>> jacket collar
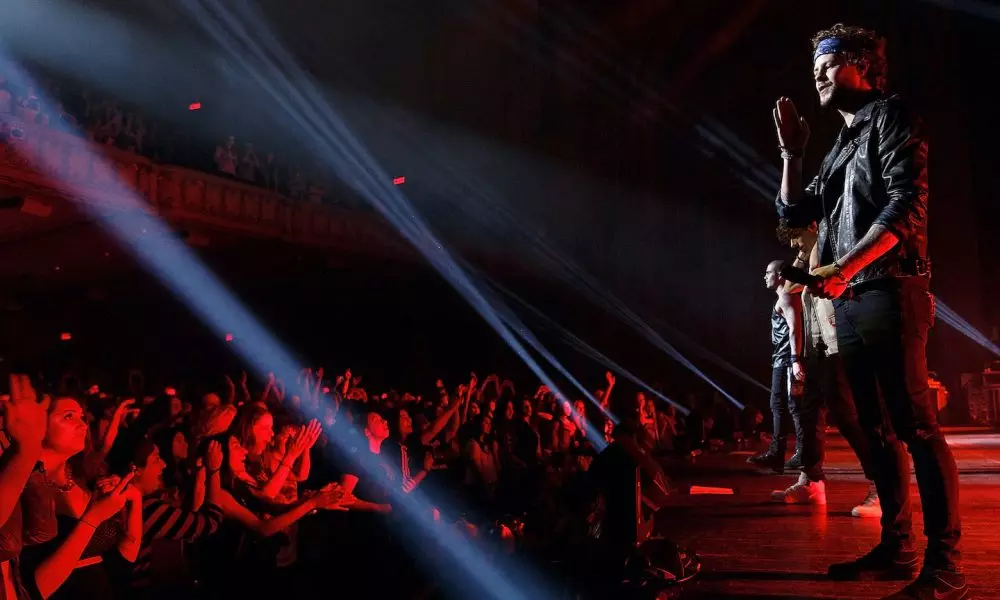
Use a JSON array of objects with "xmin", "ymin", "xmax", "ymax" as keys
[
  {"xmin": 844, "ymin": 90, "xmax": 884, "ymax": 132},
  {"xmin": 820, "ymin": 91, "xmax": 885, "ymax": 181}
]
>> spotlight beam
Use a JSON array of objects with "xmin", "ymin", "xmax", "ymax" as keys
[
  {"xmin": 5, "ymin": 52, "xmax": 550, "ymax": 600},
  {"xmin": 494, "ymin": 281, "xmax": 691, "ymax": 416}
]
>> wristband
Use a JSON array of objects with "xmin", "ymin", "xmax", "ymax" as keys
[{"xmin": 779, "ymin": 146, "xmax": 803, "ymax": 160}]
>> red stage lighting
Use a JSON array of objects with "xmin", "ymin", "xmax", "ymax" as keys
[
  {"xmin": 189, "ymin": 102, "xmax": 202, "ymax": 111},
  {"xmin": 225, "ymin": 333, "xmax": 234, "ymax": 342},
  {"xmin": 60, "ymin": 332, "xmax": 73, "ymax": 341},
  {"xmin": 393, "ymin": 176, "xmax": 406, "ymax": 185}
]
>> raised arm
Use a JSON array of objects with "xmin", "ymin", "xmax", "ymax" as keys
[
  {"xmin": 0, "ymin": 376, "xmax": 48, "ymax": 527},
  {"xmin": 34, "ymin": 473, "xmax": 133, "ymax": 598}
]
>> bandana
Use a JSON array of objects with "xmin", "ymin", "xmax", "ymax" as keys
[{"xmin": 813, "ymin": 37, "xmax": 843, "ymax": 62}]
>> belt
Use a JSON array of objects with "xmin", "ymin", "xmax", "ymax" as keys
[{"xmin": 842, "ymin": 273, "xmax": 929, "ymax": 300}]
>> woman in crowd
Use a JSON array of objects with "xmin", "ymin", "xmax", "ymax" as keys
[{"xmin": 19, "ymin": 396, "xmax": 143, "ymax": 599}]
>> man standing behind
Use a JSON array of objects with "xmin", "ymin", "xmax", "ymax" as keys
[
  {"xmin": 748, "ymin": 262, "xmax": 815, "ymax": 485},
  {"xmin": 774, "ymin": 23, "xmax": 964, "ymax": 599},
  {"xmin": 776, "ymin": 217, "xmax": 880, "ymax": 516}
]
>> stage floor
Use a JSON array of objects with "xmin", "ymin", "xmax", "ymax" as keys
[{"xmin": 659, "ymin": 427, "xmax": 1000, "ymax": 599}]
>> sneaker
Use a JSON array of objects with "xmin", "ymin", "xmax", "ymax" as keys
[
  {"xmin": 771, "ymin": 472, "xmax": 826, "ymax": 505},
  {"xmin": 784, "ymin": 450, "xmax": 804, "ymax": 471},
  {"xmin": 881, "ymin": 569, "xmax": 968, "ymax": 599},
  {"xmin": 828, "ymin": 544, "xmax": 919, "ymax": 581},
  {"xmin": 852, "ymin": 482, "xmax": 882, "ymax": 518},
  {"xmin": 747, "ymin": 447, "xmax": 785, "ymax": 473}
]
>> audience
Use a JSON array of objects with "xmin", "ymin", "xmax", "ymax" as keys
[
  {"xmin": 0, "ymin": 359, "xmax": 747, "ymax": 599},
  {"xmin": 0, "ymin": 64, "xmax": 334, "ymax": 204}
]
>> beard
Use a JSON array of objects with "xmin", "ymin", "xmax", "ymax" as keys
[{"xmin": 820, "ymin": 84, "xmax": 872, "ymax": 112}]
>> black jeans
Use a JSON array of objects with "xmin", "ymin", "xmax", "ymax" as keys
[
  {"xmin": 813, "ymin": 350, "xmax": 876, "ymax": 481},
  {"xmin": 834, "ymin": 277, "xmax": 961, "ymax": 571},
  {"xmin": 793, "ymin": 360, "xmax": 825, "ymax": 481},
  {"xmin": 770, "ymin": 362, "xmax": 823, "ymax": 479},
  {"xmin": 769, "ymin": 364, "xmax": 792, "ymax": 457}
]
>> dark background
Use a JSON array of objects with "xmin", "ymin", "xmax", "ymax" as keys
[{"xmin": 2, "ymin": 0, "xmax": 997, "ymax": 415}]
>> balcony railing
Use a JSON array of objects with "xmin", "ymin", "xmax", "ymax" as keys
[{"xmin": 0, "ymin": 114, "xmax": 407, "ymax": 258}]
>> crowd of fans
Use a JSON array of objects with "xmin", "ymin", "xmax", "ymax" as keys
[
  {"xmin": 0, "ymin": 66, "xmax": 335, "ymax": 205},
  {"xmin": 0, "ymin": 362, "xmax": 755, "ymax": 599}
]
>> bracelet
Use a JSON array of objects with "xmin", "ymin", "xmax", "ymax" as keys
[
  {"xmin": 79, "ymin": 517, "xmax": 97, "ymax": 530},
  {"xmin": 789, "ymin": 356, "xmax": 801, "ymax": 364},
  {"xmin": 779, "ymin": 146, "xmax": 803, "ymax": 160}
]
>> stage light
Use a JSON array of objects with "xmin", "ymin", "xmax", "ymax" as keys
[
  {"xmin": 393, "ymin": 176, "xmax": 406, "ymax": 185},
  {"xmin": 59, "ymin": 332, "xmax": 72, "ymax": 341},
  {"xmin": 165, "ymin": 387, "xmax": 177, "ymax": 396},
  {"xmin": 189, "ymin": 102, "xmax": 202, "ymax": 111},
  {"xmin": 225, "ymin": 333, "xmax": 234, "ymax": 342}
]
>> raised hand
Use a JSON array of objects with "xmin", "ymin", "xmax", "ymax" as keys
[
  {"xmin": 84, "ymin": 470, "xmax": 135, "ymax": 524},
  {"xmin": 113, "ymin": 398, "xmax": 138, "ymax": 422},
  {"xmin": 773, "ymin": 97, "xmax": 810, "ymax": 153},
  {"xmin": 205, "ymin": 440, "xmax": 224, "ymax": 472},
  {"xmin": 286, "ymin": 419, "xmax": 322, "ymax": 460},
  {"xmin": 3, "ymin": 375, "xmax": 50, "ymax": 451},
  {"xmin": 605, "ymin": 371, "xmax": 616, "ymax": 387}
]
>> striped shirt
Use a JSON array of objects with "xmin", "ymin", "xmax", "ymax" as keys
[{"xmin": 129, "ymin": 496, "xmax": 224, "ymax": 588}]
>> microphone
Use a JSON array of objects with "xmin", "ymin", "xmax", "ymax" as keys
[{"xmin": 779, "ymin": 264, "xmax": 820, "ymax": 287}]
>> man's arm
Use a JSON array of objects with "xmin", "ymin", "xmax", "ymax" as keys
[
  {"xmin": 776, "ymin": 291, "xmax": 804, "ymax": 363},
  {"xmin": 838, "ymin": 102, "xmax": 927, "ymax": 280}
]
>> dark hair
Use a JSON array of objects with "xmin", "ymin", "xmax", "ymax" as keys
[
  {"xmin": 233, "ymin": 403, "xmax": 271, "ymax": 450},
  {"xmin": 811, "ymin": 24, "xmax": 888, "ymax": 91}
]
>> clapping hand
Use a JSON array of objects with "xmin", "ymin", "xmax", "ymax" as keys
[
  {"xmin": 85, "ymin": 470, "xmax": 137, "ymax": 525},
  {"xmin": 3, "ymin": 375, "xmax": 50, "ymax": 452},
  {"xmin": 308, "ymin": 483, "xmax": 348, "ymax": 511},
  {"xmin": 205, "ymin": 440, "xmax": 224, "ymax": 472},
  {"xmin": 285, "ymin": 419, "xmax": 322, "ymax": 461}
]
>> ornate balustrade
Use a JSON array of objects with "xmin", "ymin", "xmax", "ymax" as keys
[{"xmin": 0, "ymin": 114, "xmax": 407, "ymax": 258}]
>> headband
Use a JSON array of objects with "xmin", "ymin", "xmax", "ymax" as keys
[{"xmin": 813, "ymin": 37, "xmax": 843, "ymax": 62}]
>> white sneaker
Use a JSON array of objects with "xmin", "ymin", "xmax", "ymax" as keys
[
  {"xmin": 771, "ymin": 472, "xmax": 827, "ymax": 505},
  {"xmin": 851, "ymin": 482, "xmax": 882, "ymax": 518}
]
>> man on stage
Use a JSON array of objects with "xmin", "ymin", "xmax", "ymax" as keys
[
  {"xmin": 775, "ymin": 217, "xmax": 880, "ymax": 517},
  {"xmin": 774, "ymin": 23, "xmax": 965, "ymax": 598},
  {"xmin": 755, "ymin": 258, "xmax": 826, "ymax": 504}
]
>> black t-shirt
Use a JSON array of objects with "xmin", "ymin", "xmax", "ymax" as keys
[
  {"xmin": 332, "ymin": 432, "xmax": 395, "ymax": 504},
  {"xmin": 381, "ymin": 438, "xmax": 429, "ymax": 484}
]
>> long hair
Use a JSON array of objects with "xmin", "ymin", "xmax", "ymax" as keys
[{"xmin": 232, "ymin": 403, "xmax": 271, "ymax": 454}]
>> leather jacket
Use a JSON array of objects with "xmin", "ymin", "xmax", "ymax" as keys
[{"xmin": 777, "ymin": 92, "xmax": 930, "ymax": 287}]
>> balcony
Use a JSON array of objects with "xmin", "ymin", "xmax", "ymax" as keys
[{"xmin": 0, "ymin": 113, "xmax": 408, "ymax": 260}]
